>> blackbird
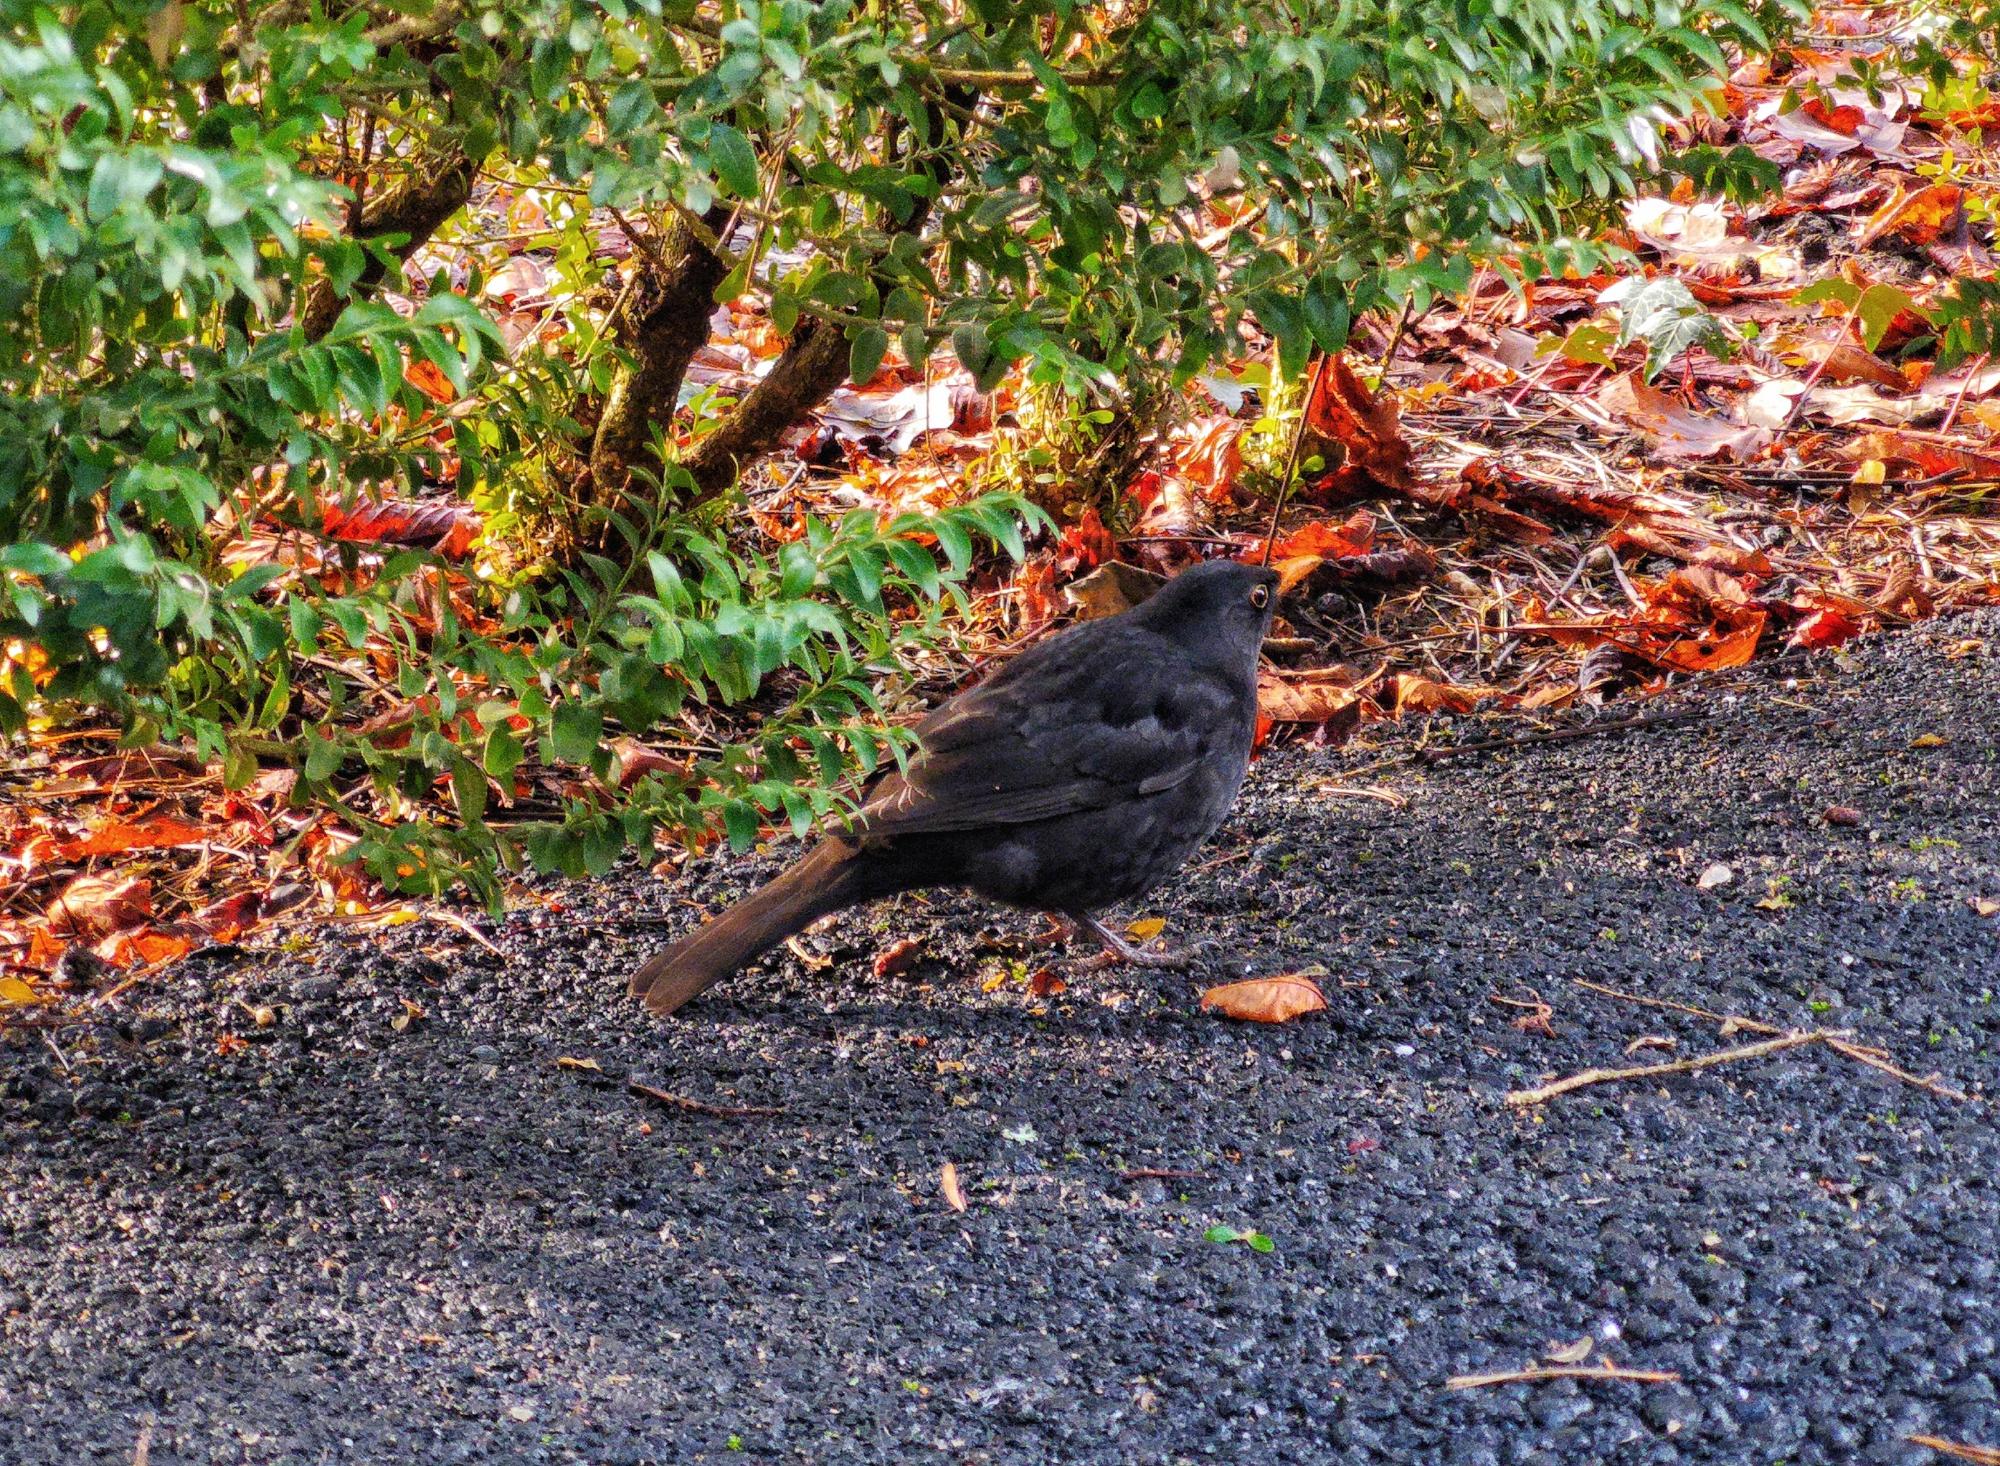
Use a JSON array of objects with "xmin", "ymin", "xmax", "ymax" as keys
[{"xmin": 629, "ymin": 558, "xmax": 1279, "ymax": 1015}]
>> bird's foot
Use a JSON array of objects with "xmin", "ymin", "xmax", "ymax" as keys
[{"xmin": 1068, "ymin": 911, "xmax": 1191, "ymax": 971}]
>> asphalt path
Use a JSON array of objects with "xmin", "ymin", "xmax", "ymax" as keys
[{"xmin": 3, "ymin": 614, "xmax": 1995, "ymax": 1464}]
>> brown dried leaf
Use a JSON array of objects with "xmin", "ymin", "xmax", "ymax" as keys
[
  {"xmin": 1256, "ymin": 673, "xmax": 1366, "ymax": 739},
  {"xmin": 1304, "ymin": 354, "xmax": 1416, "ymax": 494},
  {"xmin": 59, "ymin": 816, "xmax": 212, "ymax": 861},
  {"xmin": 872, "ymin": 938, "xmax": 925, "ymax": 979},
  {"xmin": 940, "ymin": 1162, "xmax": 968, "ymax": 1213},
  {"xmin": 1200, "ymin": 973, "xmax": 1329, "ymax": 1025},
  {"xmin": 1856, "ymin": 183, "xmax": 1964, "ymax": 247},
  {"xmin": 1596, "ymin": 372, "xmax": 1772, "ymax": 461},
  {"xmin": 47, "ymin": 873, "xmax": 153, "ymax": 937}
]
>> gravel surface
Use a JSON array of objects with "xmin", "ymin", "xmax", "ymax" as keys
[{"xmin": 3, "ymin": 615, "xmax": 1997, "ymax": 1465}]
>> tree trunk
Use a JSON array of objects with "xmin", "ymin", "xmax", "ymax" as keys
[
  {"xmin": 587, "ymin": 206, "xmax": 734, "ymax": 502},
  {"xmin": 299, "ymin": 144, "xmax": 478, "ymax": 342},
  {"xmin": 680, "ymin": 317, "xmax": 852, "ymax": 501}
]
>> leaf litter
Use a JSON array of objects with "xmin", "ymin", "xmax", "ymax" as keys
[{"xmin": 6, "ymin": 1, "xmax": 2000, "ymax": 1004}]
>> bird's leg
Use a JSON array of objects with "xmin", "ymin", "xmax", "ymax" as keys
[{"xmin": 1067, "ymin": 911, "xmax": 1190, "ymax": 970}]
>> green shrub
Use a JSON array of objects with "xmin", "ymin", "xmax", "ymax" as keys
[{"xmin": 1, "ymin": 0, "xmax": 1808, "ymax": 900}]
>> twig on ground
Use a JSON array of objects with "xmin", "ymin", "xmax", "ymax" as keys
[
  {"xmin": 1574, "ymin": 980, "xmax": 1973, "ymax": 1102},
  {"xmin": 1119, "ymin": 1167, "xmax": 1210, "ymax": 1182},
  {"xmin": 628, "ymin": 1080, "xmax": 783, "ymax": 1118},
  {"xmin": 1909, "ymin": 1435, "xmax": 2000, "ymax": 1465},
  {"xmin": 422, "ymin": 909, "xmax": 505, "ymax": 958},
  {"xmin": 1506, "ymin": 1029, "xmax": 1845, "ymax": 1106},
  {"xmin": 1446, "ymin": 1363, "xmax": 1681, "ymax": 1390},
  {"xmin": 1415, "ymin": 708, "xmax": 1701, "ymax": 763},
  {"xmin": 1312, "ymin": 783, "xmax": 1408, "ymax": 808}
]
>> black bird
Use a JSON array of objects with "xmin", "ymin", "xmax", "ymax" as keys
[{"xmin": 629, "ymin": 558, "xmax": 1278, "ymax": 1016}]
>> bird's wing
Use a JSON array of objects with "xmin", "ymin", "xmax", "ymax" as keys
[{"xmin": 855, "ymin": 625, "xmax": 1231, "ymax": 839}]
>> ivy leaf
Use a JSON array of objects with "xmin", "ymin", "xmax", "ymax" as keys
[{"xmin": 1599, "ymin": 275, "xmax": 1731, "ymax": 381}]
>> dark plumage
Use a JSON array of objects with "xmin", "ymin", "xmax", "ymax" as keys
[{"xmin": 629, "ymin": 558, "xmax": 1279, "ymax": 1016}]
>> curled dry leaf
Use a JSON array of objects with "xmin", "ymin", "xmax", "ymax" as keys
[
  {"xmin": 940, "ymin": 1162, "xmax": 968, "ymax": 1213},
  {"xmin": 872, "ymin": 938, "xmax": 925, "ymax": 979},
  {"xmin": 1303, "ymin": 354, "xmax": 1418, "ymax": 496},
  {"xmin": 1856, "ymin": 182, "xmax": 1964, "ymax": 248},
  {"xmin": 1545, "ymin": 1336, "xmax": 1596, "ymax": 1366},
  {"xmin": 1200, "ymin": 973, "xmax": 1329, "ymax": 1025}
]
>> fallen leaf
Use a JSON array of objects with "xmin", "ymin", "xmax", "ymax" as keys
[
  {"xmin": 1257, "ymin": 672, "xmax": 1367, "ymax": 737},
  {"xmin": 940, "ymin": 1162, "xmax": 967, "ymax": 1213},
  {"xmin": 1823, "ymin": 805, "xmax": 1864, "ymax": 827},
  {"xmin": 1971, "ymin": 897, "xmax": 1999, "ymax": 919},
  {"xmin": 322, "ymin": 497, "xmax": 481, "ymax": 558},
  {"xmin": 95, "ymin": 927, "xmax": 194, "ymax": 968},
  {"xmin": 1697, "ymin": 862, "xmax": 1735, "ymax": 891},
  {"xmin": 1126, "ymin": 917, "xmax": 1166, "ymax": 940},
  {"xmin": 1027, "ymin": 967, "xmax": 1067, "ymax": 998},
  {"xmin": 1857, "ymin": 182, "xmax": 1964, "ymax": 248},
  {"xmin": 1065, "ymin": 561, "xmax": 1164, "ymax": 621},
  {"xmin": 1200, "ymin": 973, "xmax": 1329, "ymax": 1024},
  {"xmin": 1784, "ymin": 340, "xmax": 1909, "ymax": 392},
  {"xmin": 1385, "ymin": 672, "xmax": 1504, "ymax": 716},
  {"xmin": 58, "ymin": 817, "xmax": 212, "ymax": 861},
  {"xmin": 1909, "ymin": 733, "xmax": 1948, "ymax": 749},
  {"xmin": 1303, "ymin": 354, "xmax": 1417, "ymax": 495},
  {"xmin": 47, "ymin": 873, "xmax": 153, "ymax": 937},
  {"xmin": 1597, "ymin": 372, "xmax": 1772, "ymax": 461},
  {"xmin": 1545, "ymin": 1336, "xmax": 1595, "ymax": 1365},
  {"xmin": 873, "ymin": 938, "xmax": 925, "ymax": 978},
  {"xmin": 0, "ymin": 976, "xmax": 42, "ymax": 1005},
  {"xmin": 555, "ymin": 1056, "xmax": 603, "ymax": 1072}
]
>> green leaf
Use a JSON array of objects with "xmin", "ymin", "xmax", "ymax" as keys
[
  {"xmin": 707, "ymin": 124, "xmax": 761, "ymax": 197},
  {"xmin": 549, "ymin": 701, "xmax": 603, "ymax": 765},
  {"xmin": 848, "ymin": 324, "xmax": 889, "ymax": 385}
]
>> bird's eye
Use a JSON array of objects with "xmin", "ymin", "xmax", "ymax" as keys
[{"xmin": 1248, "ymin": 584, "xmax": 1270, "ymax": 610}]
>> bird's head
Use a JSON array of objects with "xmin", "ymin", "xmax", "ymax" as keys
[{"xmin": 1132, "ymin": 558, "xmax": 1279, "ymax": 669}]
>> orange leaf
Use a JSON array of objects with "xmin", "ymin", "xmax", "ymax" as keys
[
  {"xmin": 322, "ymin": 498, "xmax": 482, "ymax": 558},
  {"xmin": 1201, "ymin": 974, "xmax": 1329, "ymax": 1024},
  {"xmin": 59, "ymin": 816, "xmax": 212, "ymax": 861},
  {"xmin": 1857, "ymin": 183, "xmax": 1964, "ymax": 248},
  {"xmin": 940, "ymin": 1163, "xmax": 968, "ymax": 1213},
  {"xmin": 1385, "ymin": 673, "xmax": 1503, "ymax": 716},
  {"xmin": 1256, "ymin": 673, "xmax": 1367, "ymax": 738},
  {"xmin": 403, "ymin": 358, "xmax": 458, "ymax": 405},
  {"xmin": 872, "ymin": 938, "xmax": 924, "ymax": 978},
  {"xmin": 1168, "ymin": 418, "xmax": 1247, "ymax": 502},
  {"xmin": 1303, "ymin": 355, "xmax": 1416, "ymax": 494},
  {"xmin": 1789, "ymin": 607, "xmax": 1862, "ymax": 650},
  {"xmin": 96, "ymin": 927, "xmax": 195, "ymax": 969}
]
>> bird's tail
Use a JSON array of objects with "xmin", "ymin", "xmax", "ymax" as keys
[{"xmin": 629, "ymin": 841, "xmax": 875, "ymax": 1017}]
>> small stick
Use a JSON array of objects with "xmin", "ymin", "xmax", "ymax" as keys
[
  {"xmin": 1119, "ymin": 1167, "xmax": 1210, "ymax": 1182},
  {"xmin": 1416, "ymin": 708, "xmax": 1700, "ymax": 763},
  {"xmin": 1260, "ymin": 352, "xmax": 1334, "ymax": 565},
  {"xmin": 1447, "ymin": 1364, "xmax": 1681, "ymax": 1390},
  {"xmin": 628, "ymin": 1080, "xmax": 783, "ymax": 1118},
  {"xmin": 1908, "ymin": 1434, "xmax": 2000, "ymax": 1465},
  {"xmin": 1575, "ymin": 979, "xmax": 1780, "ymax": 1036},
  {"xmin": 1575, "ymin": 980, "xmax": 1972, "ymax": 1101},
  {"xmin": 1507, "ymin": 1029, "xmax": 1842, "ymax": 1107},
  {"xmin": 1825, "ymin": 1037, "xmax": 1972, "ymax": 1102}
]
